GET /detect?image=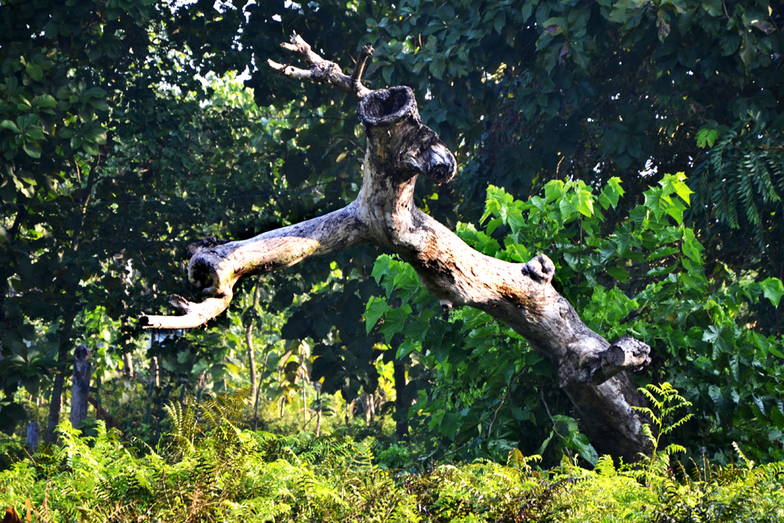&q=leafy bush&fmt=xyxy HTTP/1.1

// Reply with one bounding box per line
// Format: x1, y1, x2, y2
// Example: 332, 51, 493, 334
367, 174, 784, 465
